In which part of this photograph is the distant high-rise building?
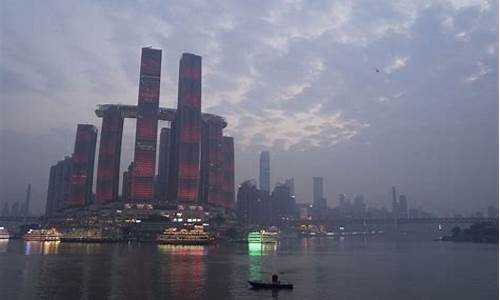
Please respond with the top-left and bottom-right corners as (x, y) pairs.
(353, 194), (366, 218)
(46, 157), (72, 216)
(313, 177), (325, 208)
(259, 151), (270, 194)
(170, 53), (202, 204)
(271, 182), (296, 222)
(1, 202), (10, 217)
(221, 136), (235, 208)
(96, 107), (124, 204)
(391, 186), (398, 219)
(157, 128), (171, 203)
(69, 124), (97, 207)
(23, 184), (31, 217)
(236, 180), (268, 225)
(285, 178), (295, 197)
(133, 47), (162, 203)
(398, 195), (408, 219)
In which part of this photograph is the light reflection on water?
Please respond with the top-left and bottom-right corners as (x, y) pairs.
(0, 240), (8, 253)
(0, 232), (497, 300)
(25, 241), (60, 255)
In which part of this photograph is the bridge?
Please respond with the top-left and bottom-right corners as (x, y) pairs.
(290, 217), (498, 226)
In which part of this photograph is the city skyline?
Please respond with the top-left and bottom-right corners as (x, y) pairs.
(1, 1), (498, 216)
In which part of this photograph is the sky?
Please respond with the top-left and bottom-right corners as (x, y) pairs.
(0, 0), (498, 216)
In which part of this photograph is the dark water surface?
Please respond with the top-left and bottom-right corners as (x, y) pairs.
(0, 231), (498, 300)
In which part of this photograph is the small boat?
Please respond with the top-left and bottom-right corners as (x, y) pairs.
(24, 228), (61, 241)
(248, 280), (293, 289)
(0, 227), (10, 240)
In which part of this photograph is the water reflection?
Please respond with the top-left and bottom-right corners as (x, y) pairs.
(248, 243), (277, 282)
(0, 240), (8, 253)
(158, 244), (208, 256)
(158, 244), (207, 300)
(25, 241), (60, 255)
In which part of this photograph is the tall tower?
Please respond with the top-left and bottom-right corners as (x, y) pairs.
(313, 177), (324, 207)
(259, 151), (270, 194)
(96, 108), (124, 204)
(157, 128), (171, 203)
(132, 47), (162, 203)
(171, 53), (202, 204)
(24, 184), (31, 216)
(391, 186), (398, 218)
(199, 117), (225, 206)
(69, 124), (97, 207)
(222, 136), (235, 208)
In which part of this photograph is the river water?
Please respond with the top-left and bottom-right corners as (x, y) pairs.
(0, 226), (498, 300)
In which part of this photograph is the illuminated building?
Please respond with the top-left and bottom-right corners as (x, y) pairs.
(171, 53), (202, 204)
(132, 47), (162, 203)
(69, 124), (97, 207)
(221, 136), (235, 208)
(157, 128), (171, 203)
(96, 107), (123, 204)
(199, 116), (226, 206)
(259, 151), (270, 194)
(46, 156), (72, 216)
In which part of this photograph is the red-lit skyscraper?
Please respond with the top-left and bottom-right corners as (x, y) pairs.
(69, 124), (97, 207)
(221, 136), (235, 208)
(132, 47), (162, 203)
(157, 127), (171, 203)
(199, 117), (225, 206)
(96, 108), (124, 204)
(171, 53), (202, 204)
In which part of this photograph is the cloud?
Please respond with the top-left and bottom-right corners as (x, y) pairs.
(384, 56), (409, 74)
(464, 61), (492, 82)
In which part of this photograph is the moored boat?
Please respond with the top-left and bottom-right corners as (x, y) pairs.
(24, 228), (61, 241)
(247, 230), (278, 244)
(0, 227), (10, 240)
(157, 225), (214, 245)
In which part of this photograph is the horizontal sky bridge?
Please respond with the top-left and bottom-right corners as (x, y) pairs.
(95, 104), (227, 127)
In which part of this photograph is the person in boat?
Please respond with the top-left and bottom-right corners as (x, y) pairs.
(272, 274), (280, 284)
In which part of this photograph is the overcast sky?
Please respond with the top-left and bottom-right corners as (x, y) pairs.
(1, 0), (498, 215)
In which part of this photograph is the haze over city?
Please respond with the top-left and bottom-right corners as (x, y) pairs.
(1, 0), (498, 215)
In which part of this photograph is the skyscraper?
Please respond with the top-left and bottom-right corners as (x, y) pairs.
(259, 151), (270, 194)
(157, 128), (171, 203)
(23, 184), (31, 217)
(391, 186), (398, 219)
(69, 124), (97, 207)
(199, 119), (224, 206)
(222, 136), (235, 208)
(285, 178), (295, 197)
(96, 107), (124, 204)
(171, 53), (202, 204)
(398, 195), (408, 219)
(133, 47), (162, 203)
(313, 177), (324, 208)
(46, 156), (72, 216)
